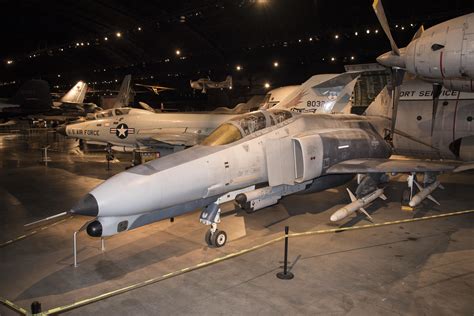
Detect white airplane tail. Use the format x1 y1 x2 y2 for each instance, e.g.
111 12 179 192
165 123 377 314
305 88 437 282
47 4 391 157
60 81 88 104
113 74 132 108
225 75 232 87
273 72 360 113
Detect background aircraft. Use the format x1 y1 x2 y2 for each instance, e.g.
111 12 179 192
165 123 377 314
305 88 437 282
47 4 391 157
59 73 359 154
372 0 474 137
135 83 175 95
0 80 53 122
190 75 232 93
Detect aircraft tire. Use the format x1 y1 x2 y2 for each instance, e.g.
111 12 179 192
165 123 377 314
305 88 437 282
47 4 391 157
205 230 213 246
211 230 227 248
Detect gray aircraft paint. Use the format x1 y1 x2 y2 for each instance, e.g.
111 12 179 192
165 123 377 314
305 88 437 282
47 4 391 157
72 110 392 237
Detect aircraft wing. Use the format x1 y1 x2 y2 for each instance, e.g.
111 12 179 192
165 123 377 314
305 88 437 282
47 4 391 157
138 133 203 147
326 158 463 174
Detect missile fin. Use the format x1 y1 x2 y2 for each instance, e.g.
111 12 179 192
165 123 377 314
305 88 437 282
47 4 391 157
439 183 445 190
379 193 387 201
414 180 423 191
346 188 357 202
358 207 374 221
427 194 440 205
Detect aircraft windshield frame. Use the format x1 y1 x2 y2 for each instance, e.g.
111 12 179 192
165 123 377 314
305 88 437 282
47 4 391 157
94 109 114 119
201 109 294 146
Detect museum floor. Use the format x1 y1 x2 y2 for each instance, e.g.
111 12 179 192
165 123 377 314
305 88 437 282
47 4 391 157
0 132 473 315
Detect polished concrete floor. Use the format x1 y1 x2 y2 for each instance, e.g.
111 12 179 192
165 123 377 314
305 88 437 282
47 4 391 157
0 131 473 315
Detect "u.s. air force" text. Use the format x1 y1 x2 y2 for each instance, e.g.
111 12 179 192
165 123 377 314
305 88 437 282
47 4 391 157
70 129 99 136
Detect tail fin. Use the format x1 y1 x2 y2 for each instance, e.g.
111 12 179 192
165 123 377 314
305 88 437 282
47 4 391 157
225 75 232 87
60 81 87 104
274 72 360 113
113 74 132 108
10 79 52 109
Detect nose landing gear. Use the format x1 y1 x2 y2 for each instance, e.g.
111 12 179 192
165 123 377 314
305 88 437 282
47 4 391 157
200 203 227 247
204 223 227 248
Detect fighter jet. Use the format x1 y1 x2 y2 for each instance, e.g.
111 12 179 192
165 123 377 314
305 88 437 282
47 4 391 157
27 81 103 123
69 88 472 246
190 75 233 93
372 0 474 136
58 107 236 154
58 73 359 154
52 81 96 112
0 79 100 124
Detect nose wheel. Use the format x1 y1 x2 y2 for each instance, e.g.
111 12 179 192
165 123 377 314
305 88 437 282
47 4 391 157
205 223 227 247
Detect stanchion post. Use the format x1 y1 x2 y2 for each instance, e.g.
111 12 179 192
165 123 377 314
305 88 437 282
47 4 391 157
73 231 78 267
277 226 294 280
101 237 105 252
31 301 41 315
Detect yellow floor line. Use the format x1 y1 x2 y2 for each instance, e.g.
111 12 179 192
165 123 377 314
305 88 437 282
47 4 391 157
0 217 71 248
1 210 472 315
0 297 28 315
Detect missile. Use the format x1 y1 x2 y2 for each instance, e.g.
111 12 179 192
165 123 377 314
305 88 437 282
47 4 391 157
408 180 443 207
330 188 387 222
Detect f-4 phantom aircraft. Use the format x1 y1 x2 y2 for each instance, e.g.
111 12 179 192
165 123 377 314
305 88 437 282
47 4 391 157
67 84 472 247
58 73 359 154
190 75 232 93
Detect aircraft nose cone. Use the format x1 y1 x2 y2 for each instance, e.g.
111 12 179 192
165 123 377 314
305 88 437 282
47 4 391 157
56 125 67 136
71 194 99 217
376 51 406 69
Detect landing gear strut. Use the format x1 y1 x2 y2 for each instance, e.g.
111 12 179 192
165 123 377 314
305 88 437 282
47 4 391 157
105 144 114 171
200 202 227 247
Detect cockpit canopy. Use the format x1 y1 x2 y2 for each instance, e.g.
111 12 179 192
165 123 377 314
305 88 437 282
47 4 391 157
202 110 294 146
89 108 153 120
93 108 132 119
